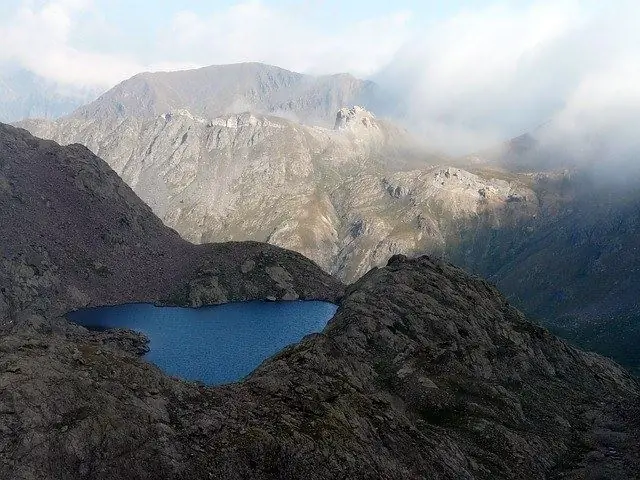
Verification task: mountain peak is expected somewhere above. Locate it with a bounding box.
[334,105,377,131]
[66,64,384,128]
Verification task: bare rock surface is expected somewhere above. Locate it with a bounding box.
[0,255,638,479]
[20,103,532,284]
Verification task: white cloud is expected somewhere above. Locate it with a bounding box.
[376,1,585,153]
[0,0,411,87]
[0,0,142,87]
[376,0,640,156]
[0,0,638,163]
[540,58,640,166]
[162,2,411,77]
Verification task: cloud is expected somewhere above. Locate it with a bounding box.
[0,0,411,87]
[0,0,638,164]
[376,1,585,153]
[375,0,640,157]
[540,8,640,154]
[162,1,411,77]
[0,0,142,87]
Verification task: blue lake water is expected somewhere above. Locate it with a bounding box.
[67,301,337,385]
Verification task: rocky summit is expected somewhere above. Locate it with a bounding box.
[56,62,385,127]
[0,123,639,479]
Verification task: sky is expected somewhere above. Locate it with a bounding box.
[0,0,506,85]
[0,0,637,154]
[0,0,598,86]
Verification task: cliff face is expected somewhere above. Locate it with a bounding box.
[1,255,638,479]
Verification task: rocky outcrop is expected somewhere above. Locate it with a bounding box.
[334,105,378,131]
[1,255,638,479]
[167,242,340,307]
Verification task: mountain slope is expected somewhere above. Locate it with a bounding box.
[449,171,640,373]
[66,62,386,127]
[20,106,535,281]
[2,255,639,479]
[1,123,638,479]
[453,126,640,373]
[0,123,342,325]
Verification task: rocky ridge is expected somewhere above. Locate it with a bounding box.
[1,255,638,479]
[20,105,533,282]
[64,62,386,127]
[1,122,639,479]
[0,122,342,327]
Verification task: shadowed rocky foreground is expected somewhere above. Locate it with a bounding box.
[1,123,639,479]
[2,256,639,479]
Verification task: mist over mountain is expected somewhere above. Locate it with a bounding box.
[69,62,391,127]
[3,0,638,170]
[0,66,99,122]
